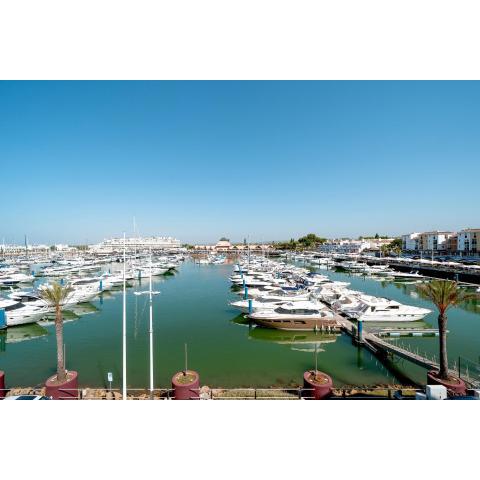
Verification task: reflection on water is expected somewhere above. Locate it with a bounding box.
[231,316,249,327]
[2,261,478,388]
[232,315,342,354]
[249,326,338,350]
[1,323,49,347]
[39,302,100,324]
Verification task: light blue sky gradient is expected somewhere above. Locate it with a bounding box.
[1,81,479,245]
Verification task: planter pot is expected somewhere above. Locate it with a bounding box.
[45,371,79,400]
[427,370,466,396]
[302,370,333,400]
[0,370,5,399]
[171,370,200,400]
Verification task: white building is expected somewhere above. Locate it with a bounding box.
[402,233,420,251]
[318,240,371,254]
[91,236,181,252]
[457,228,479,253]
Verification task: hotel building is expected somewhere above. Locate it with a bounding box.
[91,236,181,252]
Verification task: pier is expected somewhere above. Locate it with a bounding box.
[340,318,479,387]
[327,254,480,285]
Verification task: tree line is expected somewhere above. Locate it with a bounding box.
[272,234,327,251]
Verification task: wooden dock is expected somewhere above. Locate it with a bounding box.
[370,328,442,337]
[340,318,463,380]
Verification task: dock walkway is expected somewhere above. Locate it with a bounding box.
[340,318,464,381]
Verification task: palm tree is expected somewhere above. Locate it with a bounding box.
[416,280,476,380]
[380,244,390,257]
[38,282,73,383]
[392,246,402,257]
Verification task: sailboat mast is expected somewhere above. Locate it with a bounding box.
[149,246,154,398]
[122,232,127,399]
[133,216,137,260]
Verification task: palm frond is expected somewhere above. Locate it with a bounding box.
[416,279,479,314]
[38,281,74,306]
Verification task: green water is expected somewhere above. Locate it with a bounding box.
[1,261,479,388]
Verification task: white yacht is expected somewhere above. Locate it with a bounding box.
[248,301,342,331]
[0,298,50,327]
[360,264,392,275]
[313,282,351,304]
[349,297,431,322]
[229,297,291,313]
[235,285,279,297]
[134,266,168,277]
[0,272,35,287]
[38,279,100,305]
[390,271,425,279]
[301,275,329,287]
[339,261,367,271]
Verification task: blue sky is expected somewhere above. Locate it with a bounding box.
[1,81,479,245]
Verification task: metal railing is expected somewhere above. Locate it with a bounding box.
[1,386,422,400]
[457,356,480,387]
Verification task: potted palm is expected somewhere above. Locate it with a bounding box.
[38,281,78,399]
[301,343,333,400]
[171,344,200,400]
[416,280,477,394]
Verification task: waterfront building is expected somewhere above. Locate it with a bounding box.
[318,238,394,254]
[400,228,480,256]
[418,231,456,252]
[192,241,271,253]
[457,228,479,254]
[318,240,370,254]
[1,243,50,255]
[215,239,232,252]
[91,236,181,253]
[447,234,458,253]
[402,233,420,251]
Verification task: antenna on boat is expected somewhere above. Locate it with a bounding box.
[122,231,127,400]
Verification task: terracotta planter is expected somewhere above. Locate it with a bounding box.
[45,371,79,400]
[302,370,333,400]
[171,370,200,400]
[427,370,466,396]
[0,370,5,399]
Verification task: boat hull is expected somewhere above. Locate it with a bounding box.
[251,317,342,331]
[356,313,429,322]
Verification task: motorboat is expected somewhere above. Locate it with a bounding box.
[248,301,342,331]
[0,273,35,287]
[390,271,425,279]
[0,298,50,327]
[338,261,367,271]
[229,297,293,313]
[38,279,100,305]
[235,285,280,297]
[134,266,168,277]
[349,297,431,322]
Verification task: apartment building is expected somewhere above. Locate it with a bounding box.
[401,228,479,255]
[457,228,479,254]
[401,233,420,251]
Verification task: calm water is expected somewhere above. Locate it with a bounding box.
[1,261,479,388]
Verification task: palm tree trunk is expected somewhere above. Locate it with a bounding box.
[438,313,449,380]
[55,305,67,383]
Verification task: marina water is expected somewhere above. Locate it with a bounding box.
[1,260,479,388]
